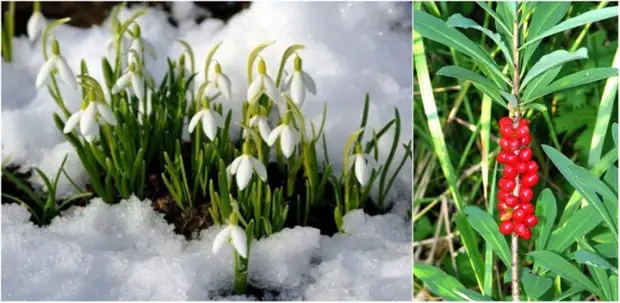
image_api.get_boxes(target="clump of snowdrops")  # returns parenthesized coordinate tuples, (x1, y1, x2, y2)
(9, 3, 411, 294)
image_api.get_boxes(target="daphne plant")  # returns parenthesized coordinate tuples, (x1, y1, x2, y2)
(414, 1, 618, 301)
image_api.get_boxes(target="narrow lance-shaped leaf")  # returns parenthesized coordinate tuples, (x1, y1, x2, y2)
(528, 251, 602, 297)
(436, 66, 507, 108)
(524, 68, 619, 103)
(521, 48, 589, 90)
(521, 2, 570, 73)
(414, 264, 492, 301)
(464, 206, 512, 268)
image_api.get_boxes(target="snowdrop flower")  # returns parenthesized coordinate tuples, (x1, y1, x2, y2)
(127, 24, 157, 63)
(137, 89, 153, 125)
(26, 3, 46, 43)
(246, 57, 277, 103)
(281, 54, 316, 107)
(349, 144, 380, 186)
(267, 113, 300, 158)
(243, 108, 271, 143)
(188, 99, 224, 141)
(212, 214, 247, 258)
(36, 39, 77, 90)
(227, 140, 268, 190)
(205, 61, 232, 100)
(63, 91, 117, 143)
(112, 62, 145, 102)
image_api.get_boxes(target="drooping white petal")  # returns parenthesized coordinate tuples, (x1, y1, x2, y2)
(63, 111, 82, 133)
(217, 74, 232, 99)
(83, 120, 100, 143)
(250, 157, 267, 181)
(257, 118, 271, 142)
(228, 156, 243, 175)
(280, 73, 293, 91)
(188, 111, 203, 133)
(35, 58, 56, 88)
(364, 155, 380, 171)
(263, 75, 277, 101)
(80, 103, 98, 136)
(212, 226, 231, 255)
(201, 110, 218, 140)
(212, 111, 225, 128)
(280, 126, 296, 158)
(130, 73, 145, 101)
(236, 156, 253, 190)
(246, 76, 263, 102)
(354, 154, 369, 186)
(205, 82, 217, 99)
(27, 12, 46, 43)
(230, 225, 248, 258)
(302, 71, 316, 95)
(55, 56, 77, 90)
(266, 125, 284, 146)
(112, 74, 131, 94)
(96, 103, 117, 126)
(290, 72, 305, 107)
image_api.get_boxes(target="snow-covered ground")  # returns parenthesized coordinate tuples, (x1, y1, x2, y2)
(1, 2, 412, 300)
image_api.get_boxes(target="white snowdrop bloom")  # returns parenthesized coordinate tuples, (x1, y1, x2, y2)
(26, 5, 46, 43)
(127, 24, 157, 63)
(227, 141, 267, 190)
(267, 114, 300, 158)
(212, 219, 248, 259)
(281, 54, 316, 107)
(188, 100, 224, 141)
(348, 145, 380, 186)
(112, 62, 145, 102)
(246, 57, 277, 103)
(63, 96, 117, 143)
(243, 112, 271, 143)
(205, 61, 232, 100)
(137, 89, 153, 125)
(35, 39, 77, 90)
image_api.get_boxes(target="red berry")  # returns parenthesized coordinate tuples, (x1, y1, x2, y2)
(516, 162, 527, 174)
(505, 153, 519, 166)
(497, 151, 509, 164)
(503, 165, 517, 179)
(519, 148, 533, 162)
(515, 125, 530, 139)
(499, 138, 511, 151)
(499, 117, 513, 126)
(525, 214, 538, 227)
(498, 202, 509, 212)
(509, 139, 521, 151)
(520, 226, 532, 240)
(525, 161, 539, 174)
(500, 124, 515, 138)
(521, 173, 539, 187)
(519, 202, 535, 214)
(498, 190, 511, 202)
(520, 135, 532, 146)
(519, 187, 534, 202)
(518, 119, 529, 127)
(513, 208, 527, 222)
(499, 177, 516, 191)
(505, 195, 519, 207)
(499, 220, 514, 235)
(500, 211, 512, 221)
(514, 222, 528, 237)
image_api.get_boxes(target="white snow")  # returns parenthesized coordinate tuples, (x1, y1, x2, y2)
(1, 196, 412, 300)
(1, 2, 412, 300)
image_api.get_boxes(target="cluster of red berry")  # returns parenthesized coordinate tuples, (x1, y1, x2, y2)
(496, 116, 539, 240)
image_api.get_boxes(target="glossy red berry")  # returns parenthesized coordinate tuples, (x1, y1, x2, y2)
(499, 138, 511, 151)
(518, 119, 529, 127)
(512, 208, 527, 222)
(521, 173, 539, 187)
(516, 162, 527, 174)
(497, 151, 509, 164)
(520, 226, 532, 240)
(499, 177, 516, 191)
(519, 148, 533, 162)
(498, 202, 509, 212)
(505, 195, 519, 207)
(520, 135, 532, 146)
(498, 190, 511, 202)
(519, 187, 534, 202)
(503, 165, 517, 179)
(515, 125, 530, 139)
(500, 124, 515, 138)
(499, 117, 513, 126)
(519, 202, 535, 214)
(525, 161, 539, 174)
(505, 153, 519, 166)
(508, 139, 521, 151)
(514, 222, 528, 237)
(499, 220, 514, 235)
(525, 214, 538, 227)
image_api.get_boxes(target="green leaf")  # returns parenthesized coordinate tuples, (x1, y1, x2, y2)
(483, 163, 499, 297)
(604, 165, 618, 195)
(521, 2, 570, 72)
(414, 264, 491, 301)
(534, 189, 557, 251)
(521, 48, 589, 90)
(446, 14, 513, 68)
(522, 269, 554, 300)
(414, 10, 509, 85)
(575, 250, 619, 275)
(436, 65, 505, 105)
(474, 1, 512, 36)
(528, 251, 602, 297)
(526, 67, 620, 102)
(521, 6, 619, 49)
(464, 206, 511, 268)
(613, 123, 618, 146)
(610, 275, 618, 301)
(522, 65, 562, 102)
(546, 205, 602, 253)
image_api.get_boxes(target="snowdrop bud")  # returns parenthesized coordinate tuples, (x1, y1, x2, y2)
(133, 24, 141, 37)
(51, 39, 60, 56)
(179, 54, 186, 67)
(355, 143, 362, 154)
(293, 55, 302, 72)
(257, 58, 267, 75)
(214, 62, 222, 74)
(242, 140, 252, 155)
(229, 213, 238, 225)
